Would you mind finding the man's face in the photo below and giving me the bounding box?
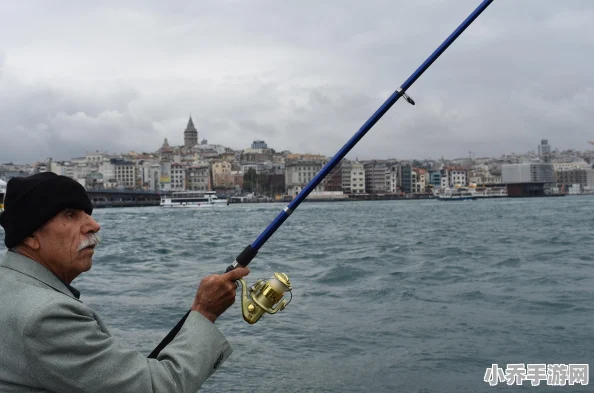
[34,208,101,283]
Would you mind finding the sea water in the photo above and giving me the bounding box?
[1,197,593,392]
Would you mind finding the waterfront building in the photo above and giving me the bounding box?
[440,166,468,188]
[428,170,441,187]
[400,164,413,194]
[364,161,388,194]
[414,168,427,193]
[555,169,594,190]
[186,166,210,191]
[323,161,343,192]
[98,159,116,185]
[502,162,555,184]
[342,163,353,193]
[285,160,324,197]
[501,162,556,196]
[159,161,172,191]
[337,160,365,194]
[553,161,590,171]
[230,170,244,189]
[212,161,233,188]
[114,160,137,188]
[139,163,159,191]
[385,164,400,194]
[170,163,186,191]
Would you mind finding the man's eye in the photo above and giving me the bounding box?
[64,209,76,218]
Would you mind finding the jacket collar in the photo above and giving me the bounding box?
[0,250,81,302]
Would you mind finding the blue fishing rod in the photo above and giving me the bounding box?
[148,0,494,359]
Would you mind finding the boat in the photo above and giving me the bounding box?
[436,187,476,201]
[438,193,476,201]
[0,179,6,212]
[160,191,229,208]
[470,186,508,198]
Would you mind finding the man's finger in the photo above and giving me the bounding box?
[223,266,250,281]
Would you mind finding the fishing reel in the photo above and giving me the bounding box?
[237,272,292,324]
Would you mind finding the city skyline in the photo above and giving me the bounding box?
[1,130,593,167]
[0,122,594,165]
[1,1,593,163]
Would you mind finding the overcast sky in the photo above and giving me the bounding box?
[0,0,592,164]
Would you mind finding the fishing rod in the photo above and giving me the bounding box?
[148,0,494,359]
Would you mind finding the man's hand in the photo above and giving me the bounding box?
[192,267,250,323]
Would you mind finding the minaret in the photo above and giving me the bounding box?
[184,116,198,147]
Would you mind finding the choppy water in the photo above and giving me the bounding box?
[2,197,594,392]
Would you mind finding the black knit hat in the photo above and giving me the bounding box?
[0,172,93,248]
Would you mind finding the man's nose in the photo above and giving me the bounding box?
[84,213,101,233]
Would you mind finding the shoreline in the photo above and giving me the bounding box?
[89,192,581,209]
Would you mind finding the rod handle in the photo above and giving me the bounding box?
[225,244,258,272]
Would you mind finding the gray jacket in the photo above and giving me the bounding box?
[0,251,232,393]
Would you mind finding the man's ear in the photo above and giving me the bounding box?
[22,235,40,250]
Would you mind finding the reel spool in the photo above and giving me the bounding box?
[237,272,292,324]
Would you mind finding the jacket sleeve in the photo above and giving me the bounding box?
[23,299,233,393]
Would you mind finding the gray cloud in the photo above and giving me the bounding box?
[0,0,593,164]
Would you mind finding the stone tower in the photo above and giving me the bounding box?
[184,116,198,147]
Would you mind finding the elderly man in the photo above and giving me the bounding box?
[0,172,249,393]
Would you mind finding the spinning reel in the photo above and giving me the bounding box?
[237,272,292,324]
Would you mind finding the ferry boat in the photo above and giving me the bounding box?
[160,191,229,208]
[471,186,508,198]
[436,187,476,201]
[0,179,6,212]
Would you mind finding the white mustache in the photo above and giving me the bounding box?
[77,233,100,252]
